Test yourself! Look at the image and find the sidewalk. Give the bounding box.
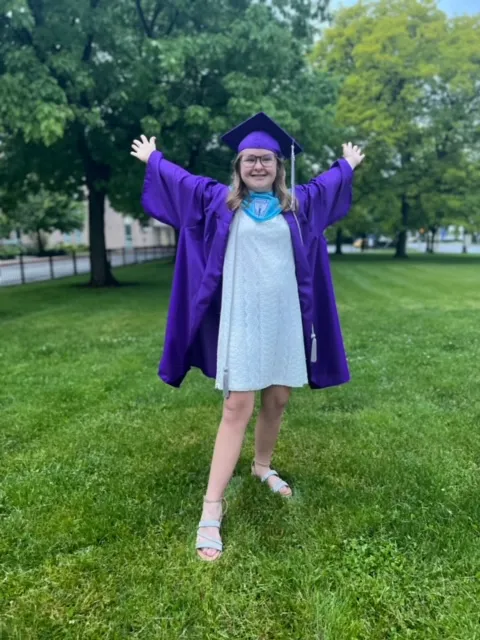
[0,247,175,287]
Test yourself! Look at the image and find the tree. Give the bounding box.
[312,0,480,257]
[111,2,339,211]
[0,0,334,286]
[0,174,84,253]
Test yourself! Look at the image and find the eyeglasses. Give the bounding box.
[240,154,276,168]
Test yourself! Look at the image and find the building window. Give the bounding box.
[125,223,133,248]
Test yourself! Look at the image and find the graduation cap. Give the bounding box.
[221,112,302,211]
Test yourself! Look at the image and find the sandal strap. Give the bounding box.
[203,496,228,516]
[252,461,292,497]
[260,469,279,483]
[198,519,221,529]
[197,501,225,556]
[272,479,289,493]
[196,535,223,552]
[254,460,271,468]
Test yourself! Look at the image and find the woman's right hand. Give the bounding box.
[131,135,156,163]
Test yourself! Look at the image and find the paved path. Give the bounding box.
[326,242,480,255]
[408,241,480,255]
[0,248,175,287]
[2,242,478,287]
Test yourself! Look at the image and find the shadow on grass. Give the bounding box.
[0,262,175,320]
[2,254,478,323]
[72,280,153,290]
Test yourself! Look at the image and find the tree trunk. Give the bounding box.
[87,183,118,287]
[335,227,343,255]
[394,195,409,259]
[81,141,117,287]
[425,229,432,253]
[36,229,45,255]
[426,226,438,254]
[395,229,408,258]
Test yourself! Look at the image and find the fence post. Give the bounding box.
[19,253,26,284]
[72,250,78,276]
[49,255,54,279]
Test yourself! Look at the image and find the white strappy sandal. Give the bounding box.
[252,460,292,497]
[196,497,227,561]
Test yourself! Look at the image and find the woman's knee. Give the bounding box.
[261,386,291,414]
[222,391,255,425]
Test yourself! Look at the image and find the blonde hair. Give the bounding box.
[226,154,296,212]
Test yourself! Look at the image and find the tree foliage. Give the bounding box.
[312,0,480,256]
[0,177,84,253]
[0,0,335,285]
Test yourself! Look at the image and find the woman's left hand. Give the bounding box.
[342,142,365,170]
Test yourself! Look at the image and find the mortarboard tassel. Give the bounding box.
[223,367,230,400]
[289,138,318,364]
[290,141,296,212]
[311,328,318,363]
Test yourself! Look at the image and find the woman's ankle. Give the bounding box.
[204,493,224,504]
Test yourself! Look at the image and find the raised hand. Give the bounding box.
[342,142,365,170]
[131,135,156,163]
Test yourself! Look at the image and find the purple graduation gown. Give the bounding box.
[141,150,354,390]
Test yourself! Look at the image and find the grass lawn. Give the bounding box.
[1,255,480,639]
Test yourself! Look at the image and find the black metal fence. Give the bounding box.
[0,245,176,287]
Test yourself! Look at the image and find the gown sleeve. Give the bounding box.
[141,150,221,230]
[296,158,354,235]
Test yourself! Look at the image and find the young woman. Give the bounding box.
[131,112,365,561]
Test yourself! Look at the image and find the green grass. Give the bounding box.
[1,255,480,639]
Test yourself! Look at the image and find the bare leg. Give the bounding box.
[253,385,292,497]
[197,391,255,560]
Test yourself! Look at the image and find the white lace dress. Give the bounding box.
[215,209,308,392]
